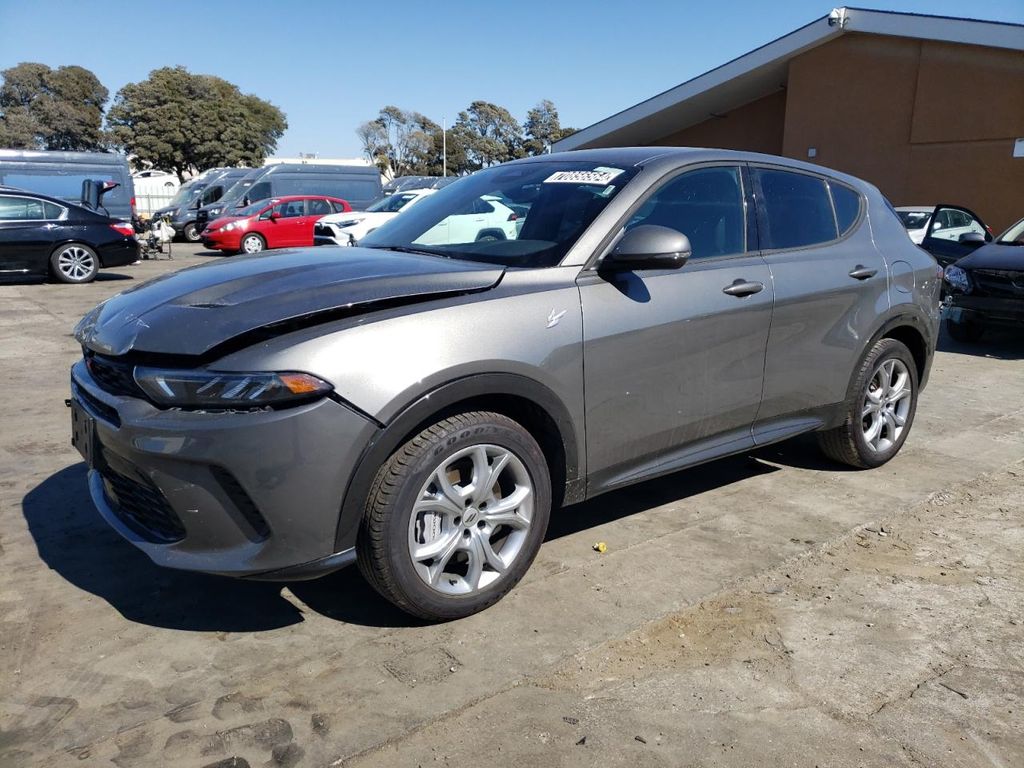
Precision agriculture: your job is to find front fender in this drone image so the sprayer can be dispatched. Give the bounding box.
[332,372,584,552]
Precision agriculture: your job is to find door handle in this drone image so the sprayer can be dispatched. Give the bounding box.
[848,265,878,280]
[722,279,765,297]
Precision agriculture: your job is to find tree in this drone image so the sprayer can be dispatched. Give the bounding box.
[356,106,439,178]
[454,101,523,169]
[107,66,286,179]
[523,99,576,156]
[355,99,571,177]
[0,62,108,150]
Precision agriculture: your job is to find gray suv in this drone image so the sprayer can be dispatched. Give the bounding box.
[70,148,941,620]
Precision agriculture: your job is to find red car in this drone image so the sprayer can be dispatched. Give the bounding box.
[200,195,350,254]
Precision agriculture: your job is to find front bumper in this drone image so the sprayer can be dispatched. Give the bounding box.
[71,360,378,578]
[200,229,241,251]
[950,295,1024,326]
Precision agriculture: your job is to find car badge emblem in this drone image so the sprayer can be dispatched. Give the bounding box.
[547,309,567,328]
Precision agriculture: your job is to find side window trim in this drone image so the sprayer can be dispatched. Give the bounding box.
[826,180,865,238]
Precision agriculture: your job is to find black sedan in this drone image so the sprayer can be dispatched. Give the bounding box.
[944,215,1024,342]
[0,188,138,283]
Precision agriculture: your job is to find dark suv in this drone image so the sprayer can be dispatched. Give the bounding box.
[943,214,1024,342]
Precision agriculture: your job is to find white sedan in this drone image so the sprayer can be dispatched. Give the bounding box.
[314,189,435,247]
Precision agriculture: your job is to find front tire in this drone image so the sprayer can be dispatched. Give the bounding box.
[817,338,918,469]
[50,243,99,284]
[357,411,551,621]
[240,233,266,254]
[182,222,201,242]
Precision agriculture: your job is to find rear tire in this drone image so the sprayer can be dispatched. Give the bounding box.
[817,338,918,469]
[946,315,984,343]
[50,243,99,284]
[357,411,551,621]
[182,222,201,242]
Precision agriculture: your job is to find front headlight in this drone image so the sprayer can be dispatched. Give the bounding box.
[943,265,972,293]
[337,219,362,228]
[222,221,243,231]
[133,367,333,409]
[208,206,223,216]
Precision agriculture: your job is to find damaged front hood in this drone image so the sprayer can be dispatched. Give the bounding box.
[75,247,504,357]
[957,243,1024,272]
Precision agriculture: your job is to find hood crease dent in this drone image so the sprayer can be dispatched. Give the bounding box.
[75,248,504,358]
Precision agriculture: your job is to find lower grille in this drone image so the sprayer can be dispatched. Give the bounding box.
[100,459,185,543]
[972,269,1024,299]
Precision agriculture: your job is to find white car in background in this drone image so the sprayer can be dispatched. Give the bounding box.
[314,189,520,247]
[314,188,435,246]
[896,205,987,245]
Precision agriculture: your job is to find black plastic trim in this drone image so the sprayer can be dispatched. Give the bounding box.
[332,373,582,552]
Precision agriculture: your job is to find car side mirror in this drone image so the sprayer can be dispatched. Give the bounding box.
[259,210,276,221]
[958,232,986,246]
[601,225,691,271]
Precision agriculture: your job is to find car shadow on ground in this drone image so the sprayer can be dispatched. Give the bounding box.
[937,325,1024,361]
[24,453,790,631]
[22,463,307,633]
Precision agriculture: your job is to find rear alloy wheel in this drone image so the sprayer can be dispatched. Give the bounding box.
[946,315,984,343]
[358,411,551,621]
[50,243,99,284]
[182,222,201,242]
[240,234,266,254]
[818,338,918,468]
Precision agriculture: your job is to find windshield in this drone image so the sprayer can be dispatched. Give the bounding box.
[366,192,421,213]
[219,176,259,205]
[235,199,273,217]
[997,217,1024,244]
[897,210,931,230]
[167,183,202,207]
[360,161,639,268]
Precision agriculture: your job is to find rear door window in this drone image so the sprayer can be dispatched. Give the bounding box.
[307,198,331,216]
[754,168,838,249]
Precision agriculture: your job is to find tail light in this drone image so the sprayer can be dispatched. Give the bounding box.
[507,213,517,222]
[130,196,137,217]
[110,223,135,238]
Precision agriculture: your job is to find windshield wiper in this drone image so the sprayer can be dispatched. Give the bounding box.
[362,244,451,259]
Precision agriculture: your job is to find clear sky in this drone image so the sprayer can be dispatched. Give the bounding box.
[1,0,1021,159]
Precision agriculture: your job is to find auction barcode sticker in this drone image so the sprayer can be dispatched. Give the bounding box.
[543,168,623,185]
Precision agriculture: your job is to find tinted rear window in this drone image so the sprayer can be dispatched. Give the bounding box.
[755,169,837,249]
[831,183,861,236]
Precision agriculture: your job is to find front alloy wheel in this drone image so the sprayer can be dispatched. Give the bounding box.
[241,234,265,254]
[358,411,551,621]
[409,444,534,595]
